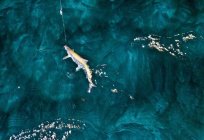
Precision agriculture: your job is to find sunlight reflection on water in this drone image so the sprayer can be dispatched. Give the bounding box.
[9,118,86,140]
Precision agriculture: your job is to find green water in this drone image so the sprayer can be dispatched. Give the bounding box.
[0,0,204,139]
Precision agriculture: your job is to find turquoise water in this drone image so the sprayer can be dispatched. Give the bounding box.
[0,0,204,139]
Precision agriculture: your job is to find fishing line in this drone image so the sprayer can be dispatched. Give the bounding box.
[59,0,67,44]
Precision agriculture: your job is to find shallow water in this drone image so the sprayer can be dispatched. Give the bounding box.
[0,0,204,139]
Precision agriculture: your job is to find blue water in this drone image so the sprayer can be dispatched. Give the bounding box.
[0,0,204,139]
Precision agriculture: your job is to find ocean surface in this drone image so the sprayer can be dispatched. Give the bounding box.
[0,0,204,139]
